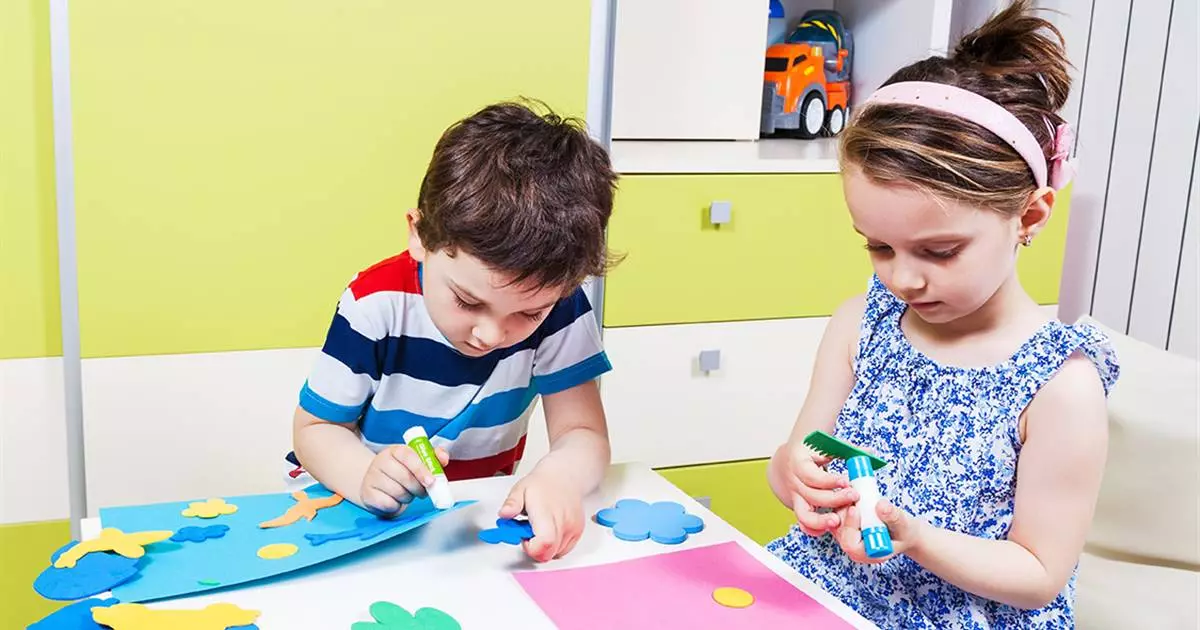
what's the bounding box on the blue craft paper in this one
[99,484,475,603]
[34,542,142,600]
[28,597,118,629]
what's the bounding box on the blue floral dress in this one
[767,276,1120,628]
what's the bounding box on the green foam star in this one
[351,601,461,630]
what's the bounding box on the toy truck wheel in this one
[825,106,846,136]
[797,92,826,139]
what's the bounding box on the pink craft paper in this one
[513,541,856,629]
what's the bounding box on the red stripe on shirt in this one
[349,252,421,299]
[444,436,528,481]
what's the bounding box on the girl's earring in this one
[1021,234,1033,247]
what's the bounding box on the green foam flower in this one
[351,601,461,630]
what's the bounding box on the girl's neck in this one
[912,274,1043,342]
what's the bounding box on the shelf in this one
[610,138,840,175]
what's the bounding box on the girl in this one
[765,2,1119,628]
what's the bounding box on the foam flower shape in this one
[351,601,461,630]
[172,524,230,543]
[34,542,141,600]
[595,499,705,544]
[28,596,118,629]
[181,498,239,518]
[478,518,534,545]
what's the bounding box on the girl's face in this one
[843,166,1035,325]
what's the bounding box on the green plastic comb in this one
[803,430,888,470]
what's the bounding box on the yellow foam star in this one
[54,527,173,569]
[92,602,260,630]
[181,498,238,519]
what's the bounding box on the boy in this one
[292,101,617,563]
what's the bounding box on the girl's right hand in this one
[777,444,860,536]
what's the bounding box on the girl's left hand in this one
[833,500,926,564]
[498,471,584,563]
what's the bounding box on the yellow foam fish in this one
[54,528,173,569]
[92,603,260,630]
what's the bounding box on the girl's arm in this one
[836,354,1109,609]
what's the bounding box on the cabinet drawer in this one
[656,460,795,545]
[601,317,826,468]
[603,174,872,327]
[611,0,767,140]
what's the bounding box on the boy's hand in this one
[832,499,926,564]
[359,445,450,516]
[497,471,584,563]
[777,444,859,536]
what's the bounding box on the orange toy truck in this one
[761,10,853,139]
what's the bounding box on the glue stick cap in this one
[426,476,455,510]
[847,455,875,481]
[862,525,894,558]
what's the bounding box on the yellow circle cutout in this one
[257,543,298,560]
[713,586,755,608]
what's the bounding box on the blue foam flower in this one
[477,518,534,545]
[34,542,141,601]
[28,597,118,629]
[595,499,705,544]
[171,524,230,543]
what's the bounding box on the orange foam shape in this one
[259,490,344,529]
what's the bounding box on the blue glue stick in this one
[847,455,893,558]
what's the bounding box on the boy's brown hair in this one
[416,99,619,291]
[841,0,1070,216]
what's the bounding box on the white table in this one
[82,463,875,629]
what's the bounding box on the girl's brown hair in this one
[841,0,1070,216]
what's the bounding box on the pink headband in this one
[863,81,1076,190]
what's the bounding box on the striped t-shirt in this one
[298,251,611,480]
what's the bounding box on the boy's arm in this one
[525,379,610,496]
[292,406,375,506]
[836,355,1109,609]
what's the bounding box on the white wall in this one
[1055,0,1199,358]
[0,357,71,523]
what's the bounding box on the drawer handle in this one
[709,201,732,226]
[698,349,721,373]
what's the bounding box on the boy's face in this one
[409,221,566,357]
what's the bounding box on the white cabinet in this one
[609,0,1006,174]
[611,0,769,141]
[600,317,829,467]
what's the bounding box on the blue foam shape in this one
[28,597,118,629]
[99,483,476,603]
[34,542,142,601]
[171,524,230,543]
[595,499,705,544]
[478,518,534,545]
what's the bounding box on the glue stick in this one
[847,455,893,558]
[402,426,455,509]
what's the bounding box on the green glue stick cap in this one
[402,426,455,509]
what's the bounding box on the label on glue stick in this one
[402,426,455,509]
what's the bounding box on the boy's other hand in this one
[498,471,584,563]
[359,444,450,515]
[780,444,859,536]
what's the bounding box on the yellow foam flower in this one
[181,498,238,519]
